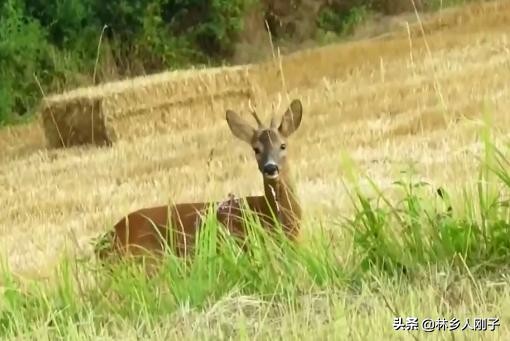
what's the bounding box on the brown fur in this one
[96,99,303,262]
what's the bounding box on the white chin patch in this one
[265,173,279,180]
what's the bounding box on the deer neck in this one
[262,167,301,237]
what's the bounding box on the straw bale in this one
[40,94,113,148]
[39,65,256,148]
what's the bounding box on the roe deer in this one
[96,99,303,261]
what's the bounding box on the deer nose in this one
[263,163,279,175]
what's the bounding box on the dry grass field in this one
[2,0,510,339]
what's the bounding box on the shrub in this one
[317,3,371,36]
[93,0,256,73]
[0,0,51,123]
[0,0,257,122]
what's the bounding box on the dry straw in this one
[40,65,256,148]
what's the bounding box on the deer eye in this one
[280,143,287,150]
[253,147,261,154]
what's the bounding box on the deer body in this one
[97,99,303,261]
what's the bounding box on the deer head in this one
[226,99,303,180]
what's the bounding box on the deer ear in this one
[226,110,256,143]
[278,99,302,137]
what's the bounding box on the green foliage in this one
[193,0,254,56]
[94,0,256,71]
[315,0,474,40]
[317,4,371,36]
[0,0,256,123]
[0,0,51,123]
[24,0,96,50]
[345,143,510,276]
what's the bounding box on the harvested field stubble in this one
[2,0,510,338]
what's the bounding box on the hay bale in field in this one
[40,93,114,148]
[39,65,256,148]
